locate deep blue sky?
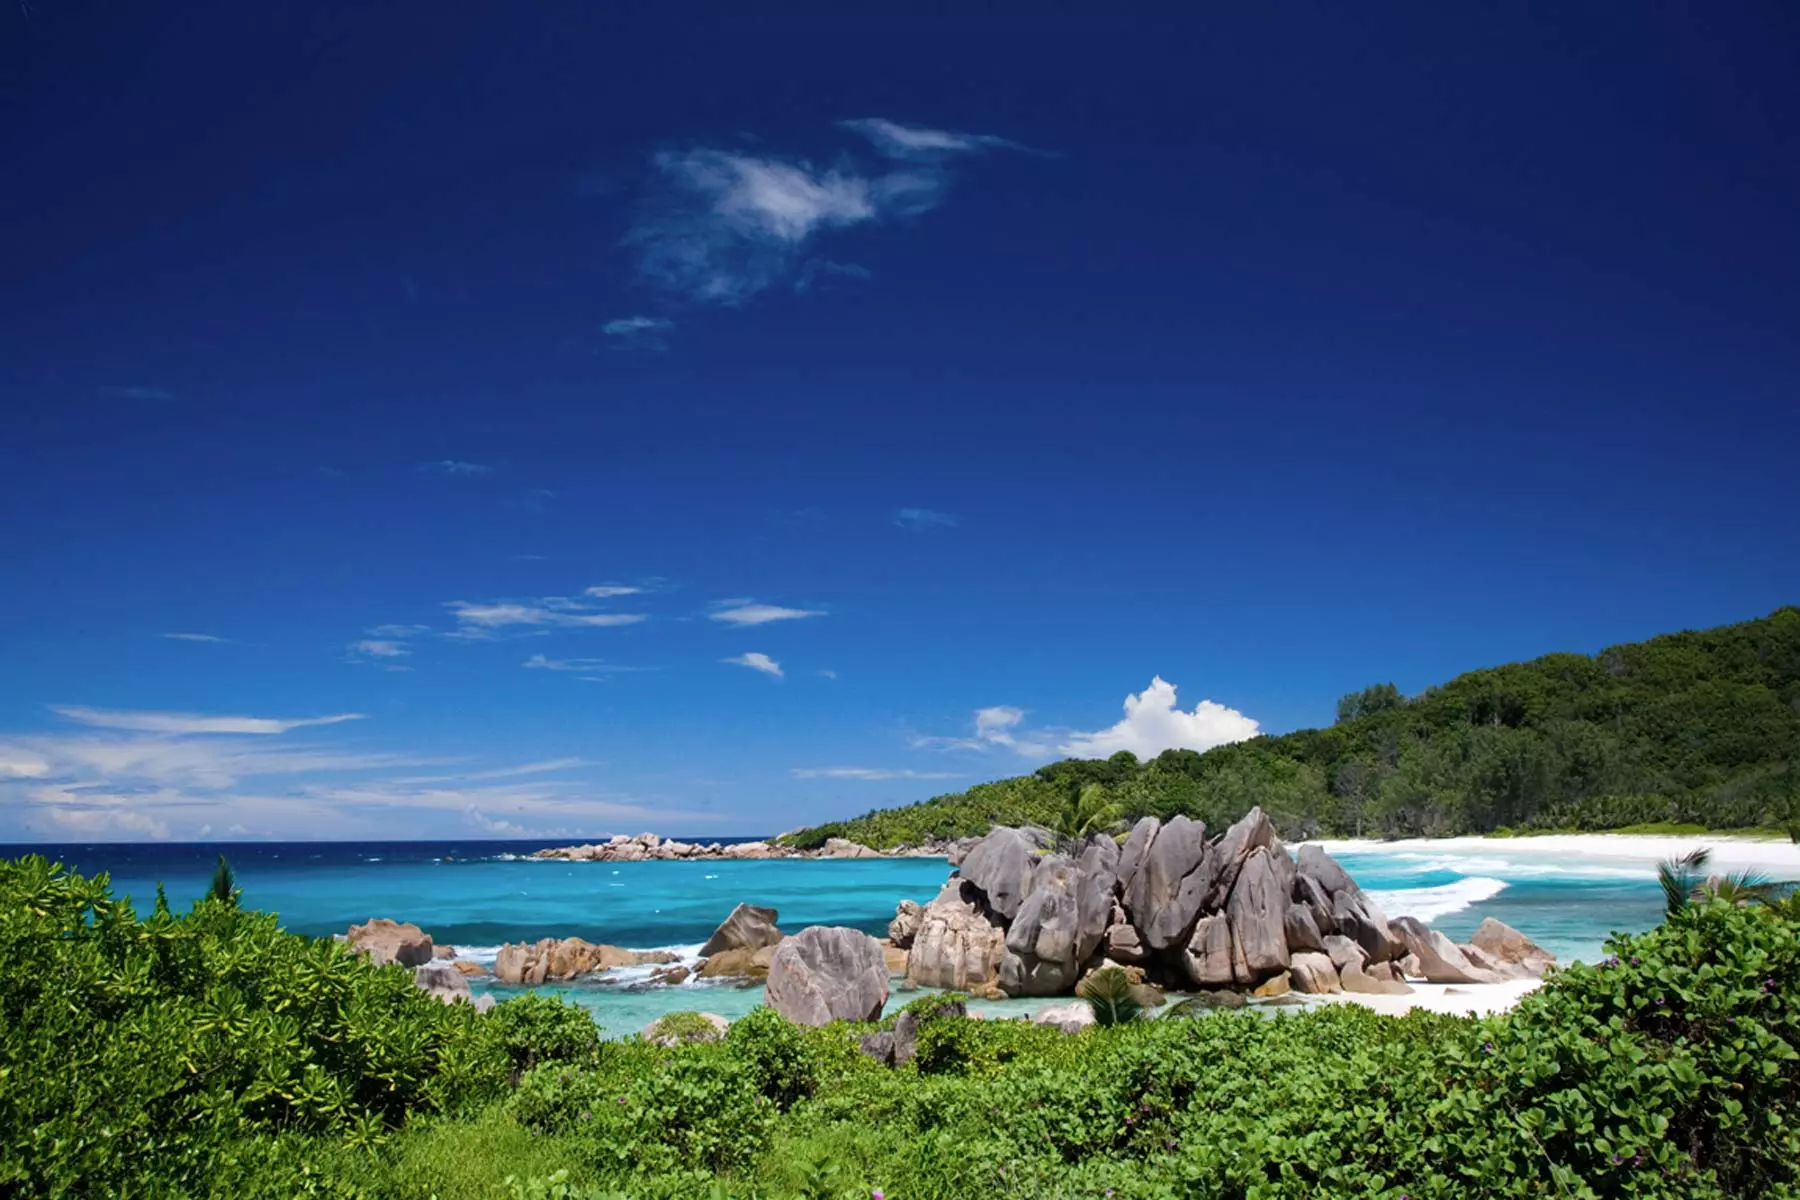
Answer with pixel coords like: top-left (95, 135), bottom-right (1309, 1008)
top-left (3, 2), bottom-right (1797, 841)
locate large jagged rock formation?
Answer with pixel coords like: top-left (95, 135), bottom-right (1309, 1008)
top-left (764, 926), bottom-right (890, 1026)
top-left (893, 809), bottom-right (1555, 1002)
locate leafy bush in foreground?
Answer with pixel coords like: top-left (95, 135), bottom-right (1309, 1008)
top-left (3, 857), bottom-right (1795, 1198)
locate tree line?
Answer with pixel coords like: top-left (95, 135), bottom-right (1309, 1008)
top-left (783, 606), bottom-right (1800, 848)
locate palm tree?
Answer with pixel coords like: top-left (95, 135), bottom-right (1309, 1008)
top-left (1052, 784), bottom-right (1125, 852)
top-left (207, 854), bottom-right (239, 907)
top-left (1076, 966), bottom-right (1142, 1027)
top-left (1699, 871), bottom-right (1788, 906)
top-left (1657, 847), bottom-right (1711, 917)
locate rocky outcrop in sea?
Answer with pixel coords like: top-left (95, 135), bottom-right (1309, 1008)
top-left (527, 830), bottom-right (975, 862)
top-left (898, 809), bottom-right (1557, 1001)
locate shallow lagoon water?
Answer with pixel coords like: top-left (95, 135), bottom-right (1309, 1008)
top-left (9, 836), bottom-right (1694, 1036)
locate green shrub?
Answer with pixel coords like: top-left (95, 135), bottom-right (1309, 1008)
top-left (0, 856), bottom-right (508, 1196)
top-left (725, 1006), bottom-right (817, 1109)
top-left (488, 993), bottom-right (603, 1076)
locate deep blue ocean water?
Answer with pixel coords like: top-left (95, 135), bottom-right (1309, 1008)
top-left (4, 838), bottom-right (1681, 1036)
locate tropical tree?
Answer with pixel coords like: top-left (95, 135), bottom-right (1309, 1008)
top-left (1658, 847), bottom-right (1712, 917)
top-left (206, 853), bottom-right (238, 907)
top-left (1052, 783), bottom-right (1124, 850)
top-left (1075, 966), bottom-right (1141, 1027)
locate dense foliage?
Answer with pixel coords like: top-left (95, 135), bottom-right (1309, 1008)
top-left (4, 856), bottom-right (1797, 1197)
top-left (783, 607), bottom-right (1800, 846)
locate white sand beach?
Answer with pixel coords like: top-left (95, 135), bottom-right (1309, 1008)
top-left (1312, 832), bottom-right (1800, 875)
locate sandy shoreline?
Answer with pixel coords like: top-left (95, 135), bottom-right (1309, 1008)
top-left (1311, 832), bottom-right (1800, 874)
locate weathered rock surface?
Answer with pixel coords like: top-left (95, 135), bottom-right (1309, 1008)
top-left (764, 926), bottom-right (890, 1027)
top-left (412, 961), bottom-right (475, 1005)
top-left (451, 959), bottom-right (488, 977)
top-left (1469, 917), bottom-right (1557, 979)
top-left (859, 997), bottom-right (965, 1067)
top-left (1288, 951), bottom-right (1341, 994)
top-left (1204, 807), bottom-right (1279, 910)
top-left (346, 918), bottom-right (435, 967)
top-left (1252, 973), bottom-right (1291, 998)
top-left (700, 903), bottom-right (783, 957)
top-left (822, 837), bottom-right (879, 858)
top-left (1389, 917), bottom-right (1503, 985)
top-left (1226, 847), bottom-right (1290, 982)
top-left (1116, 816), bottom-right (1160, 904)
top-left (1181, 913), bottom-right (1236, 988)
top-left (887, 899), bottom-right (923, 948)
top-left (697, 942), bottom-right (780, 980)
top-left (907, 880), bottom-right (1007, 991)
top-left (1283, 904), bottom-right (1326, 954)
top-left (1133, 815), bottom-right (1212, 950)
top-left (493, 937), bottom-right (677, 984)
top-left (1000, 853), bottom-right (1082, 996)
top-left (879, 941), bottom-right (909, 976)
top-left (1340, 962), bottom-right (1414, 995)
top-left (959, 826), bottom-right (1038, 920)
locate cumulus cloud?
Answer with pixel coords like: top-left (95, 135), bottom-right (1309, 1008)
top-left (895, 507), bottom-right (958, 530)
top-left (723, 652), bottom-right (783, 678)
top-left (49, 706), bottom-right (365, 736)
top-left (1057, 678), bottom-right (1260, 759)
top-left (916, 681), bottom-right (1259, 763)
top-left (708, 601), bottom-right (824, 627)
top-left (790, 766), bottom-right (961, 781)
top-left (625, 119), bottom-right (1018, 305)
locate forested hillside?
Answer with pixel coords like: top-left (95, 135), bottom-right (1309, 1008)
top-left (785, 607), bottom-right (1800, 848)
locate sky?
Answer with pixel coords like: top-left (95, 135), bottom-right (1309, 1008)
top-left (2, 2), bottom-right (1798, 842)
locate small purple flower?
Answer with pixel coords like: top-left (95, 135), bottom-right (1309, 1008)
top-left (580, 1111), bottom-right (591, 1121)
top-left (1611, 1154), bottom-right (1622, 1166)
top-left (1483, 1041), bottom-right (1495, 1054)
top-left (616, 1096), bottom-right (626, 1104)
top-left (871, 1191), bottom-right (885, 1200)
top-left (1631, 957), bottom-right (1640, 965)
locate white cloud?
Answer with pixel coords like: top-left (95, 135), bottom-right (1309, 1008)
top-left (817, 669), bottom-right (838, 680)
top-left (160, 632), bottom-right (231, 643)
top-left (626, 119), bottom-right (1017, 305)
top-left (419, 460), bottom-right (494, 476)
top-left (583, 585), bottom-right (644, 598)
top-left (368, 623), bottom-right (431, 638)
top-left (601, 316), bottom-right (673, 349)
top-left (790, 766), bottom-right (961, 781)
top-left (723, 652), bottom-right (783, 678)
top-left (49, 706), bottom-right (365, 736)
top-left (895, 507), bottom-right (958, 530)
top-left (840, 118), bottom-right (1018, 159)
top-left (522, 654), bottom-right (635, 673)
top-left (1057, 677), bottom-right (1260, 760)
top-left (0, 708), bottom-right (688, 842)
top-left (350, 639), bottom-right (409, 659)
top-left (447, 601), bottom-right (647, 631)
top-left (0, 749), bottom-right (51, 778)
top-left (708, 602), bottom-right (824, 627)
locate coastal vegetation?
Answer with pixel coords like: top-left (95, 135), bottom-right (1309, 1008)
top-left (3, 853), bottom-right (1797, 1197)
top-left (782, 607), bottom-right (1800, 848)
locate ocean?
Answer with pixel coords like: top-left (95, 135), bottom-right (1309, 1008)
top-left (4, 837), bottom-right (1679, 1036)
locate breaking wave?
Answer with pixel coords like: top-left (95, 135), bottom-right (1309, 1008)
top-left (1367, 876), bottom-right (1508, 924)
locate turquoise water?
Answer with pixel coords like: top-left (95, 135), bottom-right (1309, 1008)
top-left (7, 837), bottom-right (1694, 1036)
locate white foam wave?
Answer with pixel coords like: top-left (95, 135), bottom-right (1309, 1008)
top-left (1367, 852), bottom-right (1646, 882)
top-left (1367, 876), bottom-right (1507, 923)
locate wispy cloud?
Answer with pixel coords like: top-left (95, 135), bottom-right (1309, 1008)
top-left (625, 119), bottom-right (1019, 306)
top-left (349, 639), bottom-right (410, 659)
top-left (49, 705), bottom-right (365, 736)
top-left (522, 654), bottom-right (648, 674)
top-left (708, 601), bottom-right (825, 627)
top-left (419, 460), bottom-right (494, 477)
top-left (817, 669), bottom-right (838, 681)
top-left (840, 118), bottom-right (1021, 160)
top-left (98, 385), bottom-right (174, 401)
top-left (160, 632), bottom-right (231, 644)
top-left (790, 766), bottom-right (961, 781)
top-left (602, 315), bottom-right (673, 349)
top-left (895, 507), bottom-right (958, 530)
top-left (447, 600), bottom-right (647, 632)
top-left (584, 585), bottom-right (644, 599)
top-left (722, 652), bottom-right (783, 678)
top-left (0, 708), bottom-right (692, 842)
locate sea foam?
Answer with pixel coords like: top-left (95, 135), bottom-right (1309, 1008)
top-left (1367, 876), bottom-right (1508, 923)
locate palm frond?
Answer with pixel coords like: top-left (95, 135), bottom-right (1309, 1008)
top-left (1657, 847), bottom-right (1711, 917)
top-left (1076, 966), bottom-right (1142, 1027)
